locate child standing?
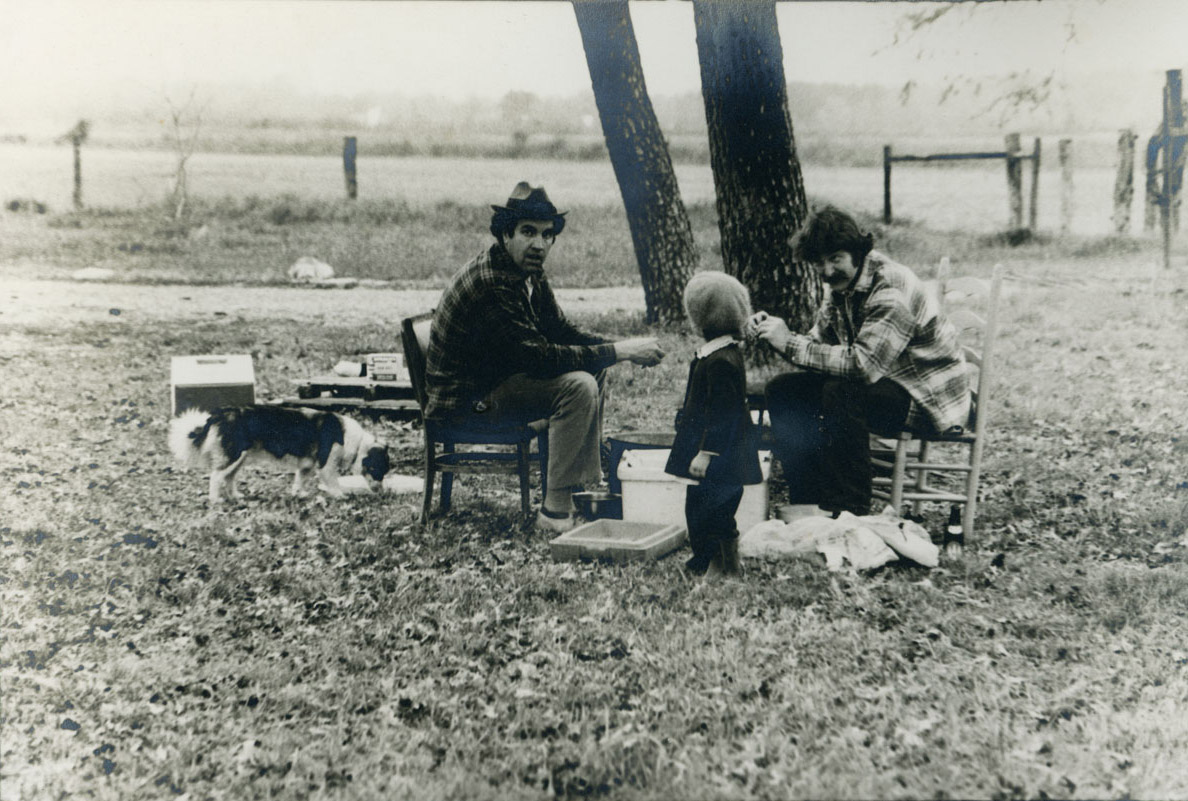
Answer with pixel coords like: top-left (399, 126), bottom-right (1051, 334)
top-left (665, 272), bottom-right (763, 576)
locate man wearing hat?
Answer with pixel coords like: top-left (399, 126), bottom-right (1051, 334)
top-left (425, 182), bottom-right (665, 532)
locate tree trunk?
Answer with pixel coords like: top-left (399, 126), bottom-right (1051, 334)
top-left (692, 0), bottom-right (816, 331)
top-left (572, 0), bottom-right (696, 324)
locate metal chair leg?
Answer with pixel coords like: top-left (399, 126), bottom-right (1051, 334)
top-left (421, 437), bottom-right (435, 525)
top-left (517, 441), bottom-right (531, 518)
top-left (537, 430), bottom-right (549, 497)
top-left (439, 439), bottom-right (454, 513)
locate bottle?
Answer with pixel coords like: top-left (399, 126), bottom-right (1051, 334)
top-left (945, 505), bottom-right (964, 550)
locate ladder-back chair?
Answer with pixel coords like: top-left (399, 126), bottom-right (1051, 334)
top-left (401, 312), bottom-right (548, 524)
top-left (871, 261), bottom-right (1004, 544)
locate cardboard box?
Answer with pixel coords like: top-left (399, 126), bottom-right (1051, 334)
top-left (549, 519), bottom-right (686, 563)
top-left (617, 449), bottom-right (773, 534)
top-left (170, 354), bottom-right (255, 415)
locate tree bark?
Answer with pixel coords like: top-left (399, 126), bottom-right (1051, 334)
top-left (692, 0), bottom-right (816, 331)
top-left (572, 0), bottom-right (696, 324)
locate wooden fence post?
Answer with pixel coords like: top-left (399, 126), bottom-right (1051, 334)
top-left (72, 138), bottom-right (83, 210)
top-left (343, 136), bottom-right (358, 200)
top-left (1113, 129), bottom-right (1137, 235)
top-left (1166, 70), bottom-right (1184, 236)
top-left (1005, 133), bottom-right (1023, 229)
top-left (1059, 138), bottom-right (1073, 235)
top-left (1144, 128), bottom-right (1160, 233)
top-left (1028, 137), bottom-right (1041, 230)
top-left (1161, 70), bottom-right (1184, 268)
top-left (883, 145), bottom-right (892, 224)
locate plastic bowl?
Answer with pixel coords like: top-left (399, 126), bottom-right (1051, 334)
top-left (572, 490), bottom-right (623, 520)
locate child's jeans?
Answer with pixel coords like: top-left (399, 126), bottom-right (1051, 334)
top-left (686, 481), bottom-right (744, 562)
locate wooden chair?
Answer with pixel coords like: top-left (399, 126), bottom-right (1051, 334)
top-left (870, 262), bottom-right (1004, 543)
top-left (400, 313), bottom-right (548, 524)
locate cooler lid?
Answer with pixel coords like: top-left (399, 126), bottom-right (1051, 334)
top-left (171, 354), bottom-right (255, 386)
top-left (617, 448), bottom-right (771, 481)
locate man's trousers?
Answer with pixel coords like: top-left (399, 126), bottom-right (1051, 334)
top-left (764, 372), bottom-right (912, 516)
top-left (464, 370), bottom-right (606, 492)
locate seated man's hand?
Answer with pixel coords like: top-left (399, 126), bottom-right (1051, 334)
top-left (753, 315), bottom-right (794, 353)
top-left (615, 337), bottom-right (665, 366)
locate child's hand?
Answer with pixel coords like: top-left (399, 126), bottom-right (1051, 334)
top-left (744, 312), bottom-right (767, 346)
top-left (689, 450), bottom-right (716, 479)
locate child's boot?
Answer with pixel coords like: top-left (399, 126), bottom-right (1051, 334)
top-left (708, 537), bottom-right (741, 577)
top-left (685, 540), bottom-right (713, 575)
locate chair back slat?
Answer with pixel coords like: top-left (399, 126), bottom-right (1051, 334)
top-left (400, 312), bottom-right (434, 413)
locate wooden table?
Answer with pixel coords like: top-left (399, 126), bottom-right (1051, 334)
top-left (278, 375), bottom-right (421, 421)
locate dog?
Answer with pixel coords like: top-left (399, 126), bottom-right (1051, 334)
top-left (169, 405), bottom-right (390, 505)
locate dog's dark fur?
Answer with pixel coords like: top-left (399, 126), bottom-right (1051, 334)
top-left (169, 406), bottom-right (390, 505)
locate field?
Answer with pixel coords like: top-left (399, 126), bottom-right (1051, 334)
top-left (2, 157), bottom-right (1188, 799)
top-left (0, 140), bottom-right (1161, 240)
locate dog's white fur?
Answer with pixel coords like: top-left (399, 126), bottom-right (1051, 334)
top-left (169, 406), bottom-right (389, 505)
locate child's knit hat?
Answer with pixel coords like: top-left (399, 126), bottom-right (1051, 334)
top-left (683, 271), bottom-right (752, 339)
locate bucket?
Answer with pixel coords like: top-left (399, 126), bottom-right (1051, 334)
top-left (604, 431), bottom-right (674, 494)
top-left (572, 490), bottom-right (622, 520)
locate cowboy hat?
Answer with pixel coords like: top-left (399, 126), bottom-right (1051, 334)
top-left (491, 182), bottom-right (567, 229)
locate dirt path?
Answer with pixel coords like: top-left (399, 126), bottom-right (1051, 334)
top-left (0, 279), bottom-right (647, 326)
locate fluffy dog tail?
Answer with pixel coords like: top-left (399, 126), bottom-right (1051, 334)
top-left (169, 409), bottom-right (213, 469)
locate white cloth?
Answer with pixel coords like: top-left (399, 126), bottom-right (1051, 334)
top-left (740, 505), bottom-right (939, 570)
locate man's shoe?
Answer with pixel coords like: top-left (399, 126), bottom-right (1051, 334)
top-left (536, 509), bottom-right (578, 534)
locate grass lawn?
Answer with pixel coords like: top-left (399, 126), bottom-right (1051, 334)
top-left (2, 202), bottom-right (1187, 800)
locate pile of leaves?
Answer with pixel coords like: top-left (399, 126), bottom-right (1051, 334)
top-left (3, 253), bottom-right (1187, 799)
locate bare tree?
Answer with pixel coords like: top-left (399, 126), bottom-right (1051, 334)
top-left (572, 0), bottom-right (696, 324)
top-left (693, 0), bottom-right (817, 331)
top-left (165, 90), bottom-right (206, 220)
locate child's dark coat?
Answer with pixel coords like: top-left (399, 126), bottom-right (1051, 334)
top-left (665, 341), bottom-right (762, 486)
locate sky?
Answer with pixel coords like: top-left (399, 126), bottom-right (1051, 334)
top-left (1, 0), bottom-right (1185, 118)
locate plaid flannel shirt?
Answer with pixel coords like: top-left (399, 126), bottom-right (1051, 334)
top-left (424, 243), bottom-right (617, 419)
top-left (782, 251), bottom-right (971, 432)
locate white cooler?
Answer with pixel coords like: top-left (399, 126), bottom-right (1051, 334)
top-left (170, 354), bottom-right (255, 416)
top-left (617, 449), bottom-right (772, 533)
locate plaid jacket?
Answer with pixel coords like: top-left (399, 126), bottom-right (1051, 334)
top-left (424, 243), bottom-right (616, 419)
top-left (782, 251), bottom-right (971, 432)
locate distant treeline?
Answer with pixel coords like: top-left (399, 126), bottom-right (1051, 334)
top-left (13, 72), bottom-right (1164, 167)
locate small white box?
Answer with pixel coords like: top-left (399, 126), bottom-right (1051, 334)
top-left (170, 354), bottom-right (255, 416)
top-left (617, 449), bottom-right (772, 533)
top-left (366, 353), bottom-right (408, 382)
